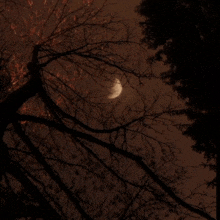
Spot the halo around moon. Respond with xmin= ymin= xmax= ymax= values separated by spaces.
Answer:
xmin=108 ymin=78 xmax=122 ymax=99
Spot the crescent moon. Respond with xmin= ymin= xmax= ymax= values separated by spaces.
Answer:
xmin=108 ymin=78 xmax=122 ymax=99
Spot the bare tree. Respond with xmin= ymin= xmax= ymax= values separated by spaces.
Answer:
xmin=0 ymin=0 xmax=215 ymax=219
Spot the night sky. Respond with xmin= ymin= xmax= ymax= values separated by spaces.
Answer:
xmin=71 ymin=1 xmax=216 ymax=218
xmin=96 ymin=0 xmax=216 ymax=218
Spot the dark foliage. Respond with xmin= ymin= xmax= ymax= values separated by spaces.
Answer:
xmin=137 ymin=0 xmax=220 ymax=180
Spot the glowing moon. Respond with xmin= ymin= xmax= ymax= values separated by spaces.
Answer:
xmin=108 ymin=78 xmax=122 ymax=99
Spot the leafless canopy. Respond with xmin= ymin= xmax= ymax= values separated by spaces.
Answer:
xmin=0 ymin=0 xmax=215 ymax=219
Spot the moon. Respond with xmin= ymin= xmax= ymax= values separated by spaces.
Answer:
xmin=108 ymin=78 xmax=122 ymax=99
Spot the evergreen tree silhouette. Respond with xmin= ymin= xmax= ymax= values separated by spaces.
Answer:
xmin=137 ymin=0 xmax=220 ymax=218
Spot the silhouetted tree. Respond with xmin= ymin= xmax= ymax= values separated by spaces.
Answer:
xmin=0 ymin=0 xmax=215 ymax=219
xmin=136 ymin=0 xmax=219 ymax=218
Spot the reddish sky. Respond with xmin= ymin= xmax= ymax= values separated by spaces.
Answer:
xmin=8 ymin=0 xmax=215 ymax=218
xmin=26 ymin=0 xmax=216 ymax=217
xmin=95 ymin=0 xmax=216 ymax=218
xmin=0 ymin=1 xmax=215 ymax=219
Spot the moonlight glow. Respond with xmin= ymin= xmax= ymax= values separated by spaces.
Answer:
xmin=108 ymin=78 xmax=123 ymax=99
